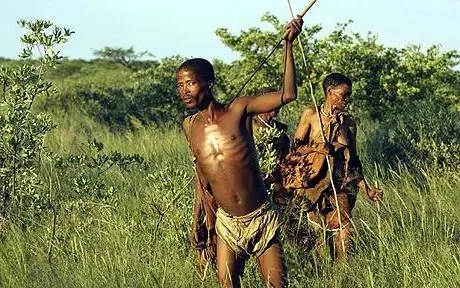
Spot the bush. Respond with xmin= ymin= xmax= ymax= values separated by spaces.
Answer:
xmin=0 ymin=19 xmax=73 ymax=219
xmin=365 ymin=97 xmax=460 ymax=170
xmin=62 ymin=56 xmax=186 ymax=130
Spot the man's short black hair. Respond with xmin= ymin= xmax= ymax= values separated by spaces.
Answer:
xmin=322 ymin=73 xmax=352 ymax=94
xmin=177 ymin=58 xmax=215 ymax=82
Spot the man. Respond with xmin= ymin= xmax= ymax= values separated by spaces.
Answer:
xmin=177 ymin=18 xmax=303 ymax=287
xmin=277 ymin=72 xmax=383 ymax=260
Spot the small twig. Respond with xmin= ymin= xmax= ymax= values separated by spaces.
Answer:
xmin=47 ymin=204 xmax=57 ymax=264
xmin=47 ymin=167 xmax=57 ymax=265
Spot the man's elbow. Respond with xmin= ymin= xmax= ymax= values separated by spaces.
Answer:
xmin=282 ymin=91 xmax=297 ymax=104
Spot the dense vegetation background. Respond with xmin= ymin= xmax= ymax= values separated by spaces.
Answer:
xmin=0 ymin=15 xmax=459 ymax=287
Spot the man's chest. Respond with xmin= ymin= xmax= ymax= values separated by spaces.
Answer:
xmin=310 ymin=121 xmax=350 ymax=147
xmin=190 ymin=118 xmax=251 ymax=161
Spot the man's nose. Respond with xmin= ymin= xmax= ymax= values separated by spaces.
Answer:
xmin=177 ymin=86 xmax=189 ymax=95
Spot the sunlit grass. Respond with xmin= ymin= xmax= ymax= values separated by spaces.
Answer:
xmin=0 ymin=118 xmax=459 ymax=287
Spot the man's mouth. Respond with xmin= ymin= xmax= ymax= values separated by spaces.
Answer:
xmin=183 ymin=97 xmax=193 ymax=104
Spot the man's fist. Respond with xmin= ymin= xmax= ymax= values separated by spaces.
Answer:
xmin=283 ymin=16 xmax=303 ymax=43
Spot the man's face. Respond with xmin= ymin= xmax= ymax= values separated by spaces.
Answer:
xmin=327 ymin=84 xmax=351 ymax=115
xmin=176 ymin=68 xmax=211 ymax=109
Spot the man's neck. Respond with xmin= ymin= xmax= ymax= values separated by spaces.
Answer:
xmin=197 ymin=98 xmax=221 ymax=123
xmin=321 ymin=103 xmax=333 ymax=117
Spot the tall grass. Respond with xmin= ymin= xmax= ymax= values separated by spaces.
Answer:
xmin=0 ymin=116 xmax=459 ymax=287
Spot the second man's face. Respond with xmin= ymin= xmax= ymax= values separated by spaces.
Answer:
xmin=176 ymin=68 xmax=210 ymax=109
xmin=328 ymin=84 xmax=351 ymax=115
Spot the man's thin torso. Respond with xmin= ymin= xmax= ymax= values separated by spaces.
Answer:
xmin=188 ymin=104 xmax=268 ymax=216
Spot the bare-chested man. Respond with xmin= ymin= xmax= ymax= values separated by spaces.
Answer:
xmin=177 ymin=18 xmax=303 ymax=288
xmin=289 ymin=72 xmax=383 ymax=260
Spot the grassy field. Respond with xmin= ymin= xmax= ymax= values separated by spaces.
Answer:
xmin=0 ymin=116 xmax=459 ymax=288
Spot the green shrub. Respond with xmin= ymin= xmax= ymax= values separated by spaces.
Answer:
xmin=365 ymin=97 xmax=460 ymax=169
xmin=0 ymin=19 xmax=73 ymax=219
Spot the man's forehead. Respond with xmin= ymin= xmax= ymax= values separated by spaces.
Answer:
xmin=177 ymin=69 xmax=199 ymax=80
xmin=330 ymin=85 xmax=351 ymax=94
xmin=330 ymin=83 xmax=351 ymax=90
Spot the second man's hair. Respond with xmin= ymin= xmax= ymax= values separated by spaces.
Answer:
xmin=322 ymin=73 xmax=352 ymax=94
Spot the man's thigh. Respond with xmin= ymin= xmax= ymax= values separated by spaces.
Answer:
xmin=326 ymin=193 xmax=354 ymax=228
xmin=216 ymin=236 xmax=246 ymax=287
xmin=257 ymin=236 xmax=287 ymax=288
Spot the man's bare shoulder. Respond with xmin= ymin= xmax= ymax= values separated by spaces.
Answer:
xmin=342 ymin=113 xmax=357 ymax=128
xmin=300 ymin=106 xmax=318 ymax=121
xmin=226 ymin=96 xmax=253 ymax=114
xmin=181 ymin=115 xmax=192 ymax=131
xmin=303 ymin=105 xmax=318 ymax=116
xmin=228 ymin=96 xmax=249 ymax=107
xmin=340 ymin=113 xmax=358 ymax=137
xmin=182 ymin=114 xmax=198 ymax=139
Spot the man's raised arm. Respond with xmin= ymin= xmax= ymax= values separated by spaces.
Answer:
xmin=240 ymin=17 xmax=303 ymax=115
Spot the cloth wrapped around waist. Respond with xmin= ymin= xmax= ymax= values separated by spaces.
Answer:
xmin=215 ymin=199 xmax=281 ymax=257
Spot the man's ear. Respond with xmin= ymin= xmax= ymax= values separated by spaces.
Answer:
xmin=325 ymin=86 xmax=333 ymax=98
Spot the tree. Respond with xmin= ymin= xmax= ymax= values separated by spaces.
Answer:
xmin=68 ymin=56 xmax=185 ymax=129
xmin=214 ymin=13 xmax=460 ymax=168
xmin=93 ymin=46 xmax=154 ymax=71
xmin=0 ymin=19 xmax=73 ymax=218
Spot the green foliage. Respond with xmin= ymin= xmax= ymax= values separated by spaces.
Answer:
xmin=0 ymin=19 xmax=73 ymax=218
xmin=93 ymin=46 xmax=154 ymax=71
xmin=41 ymin=55 xmax=186 ymax=130
xmin=54 ymin=138 xmax=146 ymax=209
xmin=253 ymin=125 xmax=283 ymax=175
xmin=17 ymin=19 xmax=73 ymax=64
xmin=215 ymin=14 xmax=460 ymax=169
xmin=127 ymin=56 xmax=186 ymax=126
xmin=215 ymin=13 xmax=297 ymax=100
xmin=40 ymin=60 xmax=134 ymax=113
xmin=0 ymin=126 xmax=459 ymax=287
xmin=78 ymin=56 xmax=185 ymax=129
xmin=1 ymin=13 xmax=459 ymax=287
xmin=366 ymin=98 xmax=460 ymax=169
